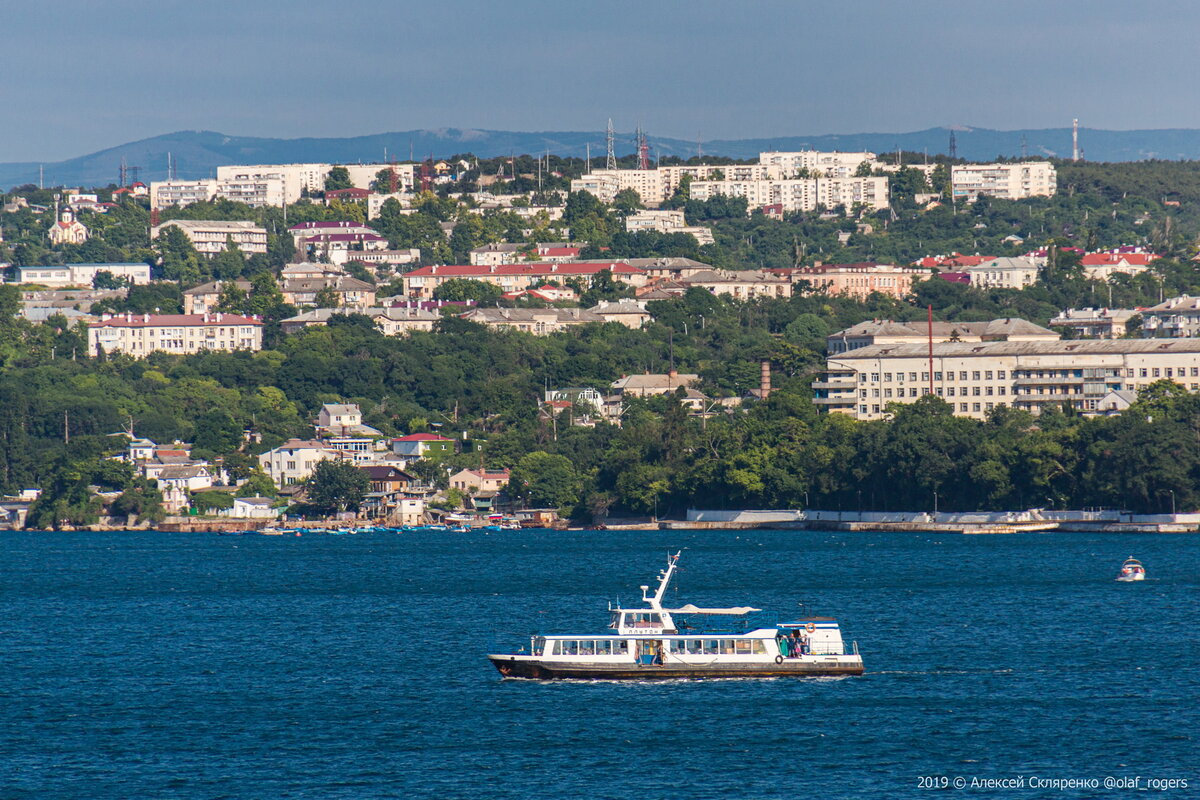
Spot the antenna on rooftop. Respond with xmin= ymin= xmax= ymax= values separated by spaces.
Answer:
xmin=948 ymin=130 xmax=957 ymax=160
xmin=606 ymin=118 xmax=617 ymax=171
xmin=1072 ymin=119 xmax=1080 ymax=162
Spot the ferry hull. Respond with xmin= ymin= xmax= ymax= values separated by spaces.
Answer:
xmin=488 ymin=655 xmax=864 ymax=680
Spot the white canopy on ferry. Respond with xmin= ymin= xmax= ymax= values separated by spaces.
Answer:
xmin=662 ymin=604 xmax=761 ymax=615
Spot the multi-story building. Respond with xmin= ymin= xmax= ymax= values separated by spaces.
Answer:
xmin=1140 ymin=295 xmax=1200 ymax=338
xmin=675 ymin=269 xmax=793 ymax=300
xmin=88 ymin=312 xmax=263 ymax=357
xmin=17 ymin=262 xmax=152 ymax=287
xmin=772 ymin=262 xmax=930 ymax=300
xmin=150 ymin=177 xmax=287 ymax=209
xmin=624 ymin=209 xmax=714 ymax=245
xmin=1049 ymin=308 xmax=1141 ymax=339
xmin=688 ymin=176 xmax=889 ymax=213
xmin=280 ymin=305 xmax=440 ymax=336
xmin=280 ymin=275 xmax=376 ymax=309
xmin=182 ymin=280 xmax=253 ymax=315
xmin=816 ymin=339 xmax=1200 ymax=420
xmin=758 ymin=150 xmax=876 ymax=177
xmin=151 ymin=220 xmax=268 ymax=255
xmin=826 ymin=318 xmax=1059 ymax=354
xmin=458 ymin=307 xmax=604 ymax=334
xmin=1079 ymin=252 xmax=1156 ymax=282
xmin=258 ymin=439 xmax=342 ymax=487
xmin=966 ymin=256 xmax=1041 ymax=289
xmin=951 ymin=161 xmax=1057 ymax=201
xmin=401 ymin=261 xmax=648 ymax=299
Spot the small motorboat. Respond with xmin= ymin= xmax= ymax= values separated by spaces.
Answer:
xmin=1116 ymin=557 xmax=1146 ymax=582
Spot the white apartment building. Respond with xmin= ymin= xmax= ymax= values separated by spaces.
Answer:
xmin=16 ymin=262 xmax=152 ymax=287
xmin=150 ymin=180 xmax=219 ymax=209
xmin=150 ymin=177 xmax=287 ymax=209
xmin=951 ymin=162 xmax=1057 ymax=201
xmin=213 ymin=163 xmax=417 ymax=204
xmin=689 ymin=176 xmax=889 ymax=213
xmin=1140 ymin=295 xmax=1200 ymax=338
xmin=151 ymin=220 xmax=268 ymax=255
xmin=88 ymin=312 xmax=263 ymax=357
xmin=816 ymin=339 xmax=1200 ymax=420
xmin=759 ymin=151 xmax=876 ymax=178
xmin=258 ymin=439 xmax=342 ymax=487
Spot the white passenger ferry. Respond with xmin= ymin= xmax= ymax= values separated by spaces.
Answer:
xmin=488 ymin=552 xmax=864 ymax=679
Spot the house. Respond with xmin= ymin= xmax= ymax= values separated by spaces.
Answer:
xmin=470 ymin=243 xmax=527 ymax=266
xmin=359 ymin=465 xmax=416 ymax=494
xmin=401 ymin=261 xmax=648 ymax=299
xmin=449 ymin=468 xmax=511 ymax=494
xmin=392 ymin=433 xmax=455 ymax=458
xmin=219 ymin=497 xmax=281 ymax=519
xmin=624 ymin=210 xmax=714 ymax=245
xmin=47 ymin=209 xmax=88 ymax=246
xmin=154 ymin=465 xmax=214 ymax=512
xmin=258 ymin=439 xmax=342 ymax=487
xmin=675 ymin=269 xmax=793 ymax=300
xmin=501 ymin=284 xmax=579 ymax=303
xmin=625 ymin=257 xmax=714 ymax=282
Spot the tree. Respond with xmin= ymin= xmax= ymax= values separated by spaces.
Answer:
xmin=432 ymin=278 xmax=503 ymax=306
xmin=325 ymin=166 xmax=352 ymax=192
xmin=92 ymin=270 xmax=129 ymax=289
xmin=612 ymin=188 xmax=644 ymax=216
xmin=509 ymin=451 xmax=579 ymax=509
xmin=306 ymin=459 xmax=369 ymax=514
xmin=314 ymin=285 xmax=341 ymax=308
xmin=236 ymin=469 xmax=277 ymax=498
xmin=212 ymin=238 xmax=247 ymax=280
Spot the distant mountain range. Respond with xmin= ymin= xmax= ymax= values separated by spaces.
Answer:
xmin=6 ymin=126 xmax=1200 ymax=190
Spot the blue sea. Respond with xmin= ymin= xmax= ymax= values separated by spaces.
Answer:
xmin=2 ymin=529 xmax=1197 ymax=799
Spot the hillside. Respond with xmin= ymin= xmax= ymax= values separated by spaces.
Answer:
xmin=9 ymin=126 xmax=1200 ymax=190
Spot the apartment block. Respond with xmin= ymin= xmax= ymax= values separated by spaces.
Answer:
xmin=951 ymin=162 xmax=1057 ymax=201
xmin=815 ymin=339 xmax=1200 ymax=420
xmin=88 ymin=312 xmax=263 ymax=357
xmin=771 ymin=262 xmax=931 ymax=300
xmin=151 ymin=220 xmax=268 ymax=255
xmin=688 ymin=176 xmax=889 ymax=213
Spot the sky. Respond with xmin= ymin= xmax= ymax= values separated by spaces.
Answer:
xmin=3 ymin=0 xmax=1199 ymax=162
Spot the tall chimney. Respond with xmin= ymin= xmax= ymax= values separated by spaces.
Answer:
xmin=760 ymin=360 xmax=771 ymax=400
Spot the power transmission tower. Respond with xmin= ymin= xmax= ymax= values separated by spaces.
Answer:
xmin=606 ymin=118 xmax=617 ymax=171
xmin=948 ymin=131 xmax=957 ymax=159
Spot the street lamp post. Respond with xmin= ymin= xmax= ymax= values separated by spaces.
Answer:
xmin=1170 ymin=489 xmax=1176 ymax=516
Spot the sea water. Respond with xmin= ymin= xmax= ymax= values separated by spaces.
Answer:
xmin=1 ymin=529 xmax=1197 ymax=799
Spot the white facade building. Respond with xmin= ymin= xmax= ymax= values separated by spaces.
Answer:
xmin=951 ymin=162 xmax=1057 ymax=201
xmin=966 ymin=257 xmax=1041 ymax=289
xmin=17 ymin=262 xmax=152 ymax=287
xmin=689 ymin=176 xmax=889 ymax=214
xmin=151 ymin=220 xmax=268 ymax=255
xmin=816 ymin=339 xmax=1200 ymax=420
xmin=258 ymin=439 xmax=342 ymax=487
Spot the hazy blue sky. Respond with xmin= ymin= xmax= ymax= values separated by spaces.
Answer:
xmin=4 ymin=0 xmax=1197 ymax=161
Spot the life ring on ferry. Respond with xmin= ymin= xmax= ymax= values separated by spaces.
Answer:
xmin=805 ymin=623 xmax=816 ymax=633
xmin=774 ymin=655 xmax=784 ymax=665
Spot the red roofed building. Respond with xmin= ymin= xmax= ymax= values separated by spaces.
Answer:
xmin=401 ymin=261 xmax=647 ymax=299
xmin=88 ymin=312 xmax=263 ymax=357
xmin=391 ymin=433 xmax=456 ymax=458
xmin=449 ymin=468 xmax=511 ymax=493
xmin=1080 ymin=251 xmax=1157 ymax=281
xmin=324 ymin=187 xmax=371 ymax=203
xmin=913 ymin=253 xmax=995 ymax=270
xmin=534 ymin=245 xmax=581 ymax=262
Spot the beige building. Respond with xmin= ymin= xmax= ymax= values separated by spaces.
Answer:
xmin=449 ymin=468 xmax=511 ymax=494
xmin=280 ymin=274 xmax=376 ymax=309
xmin=458 ymin=307 xmax=603 ymax=334
xmin=624 ymin=209 xmax=714 ymax=245
xmin=1049 ymin=308 xmax=1141 ymax=339
xmin=967 ymin=257 xmax=1041 ymax=289
xmin=1140 ymin=295 xmax=1200 ymax=338
xmin=152 ymin=220 xmax=268 ymax=255
xmin=759 ymin=150 xmax=876 ymax=177
xmin=816 ymin=339 xmax=1200 ymax=420
xmin=47 ymin=209 xmax=89 ymax=245
xmin=589 ymin=299 xmax=651 ymax=329
xmin=183 ymin=280 xmax=253 ymax=314
xmin=258 ymin=439 xmax=342 ymax=487
xmin=951 ymin=161 xmax=1057 ymax=201
xmin=401 ymin=261 xmax=648 ymax=299
xmin=88 ymin=312 xmax=263 ymax=357
xmin=676 ymin=269 xmax=793 ymax=300
xmin=280 ymin=305 xmax=439 ymax=335
xmin=775 ymin=262 xmax=930 ymax=300
xmin=827 ymin=318 xmax=1059 ymax=354
xmin=150 ymin=177 xmax=288 ymax=209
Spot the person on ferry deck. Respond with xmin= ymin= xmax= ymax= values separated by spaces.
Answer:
xmin=778 ymin=634 xmax=791 ymax=658
xmin=789 ymin=629 xmax=804 ymax=657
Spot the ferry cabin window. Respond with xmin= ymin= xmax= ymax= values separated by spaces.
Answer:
xmin=669 ymin=639 xmax=764 ymax=655
xmin=553 ymin=639 xmax=628 ymax=655
xmin=625 ymin=612 xmax=662 ymax=628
